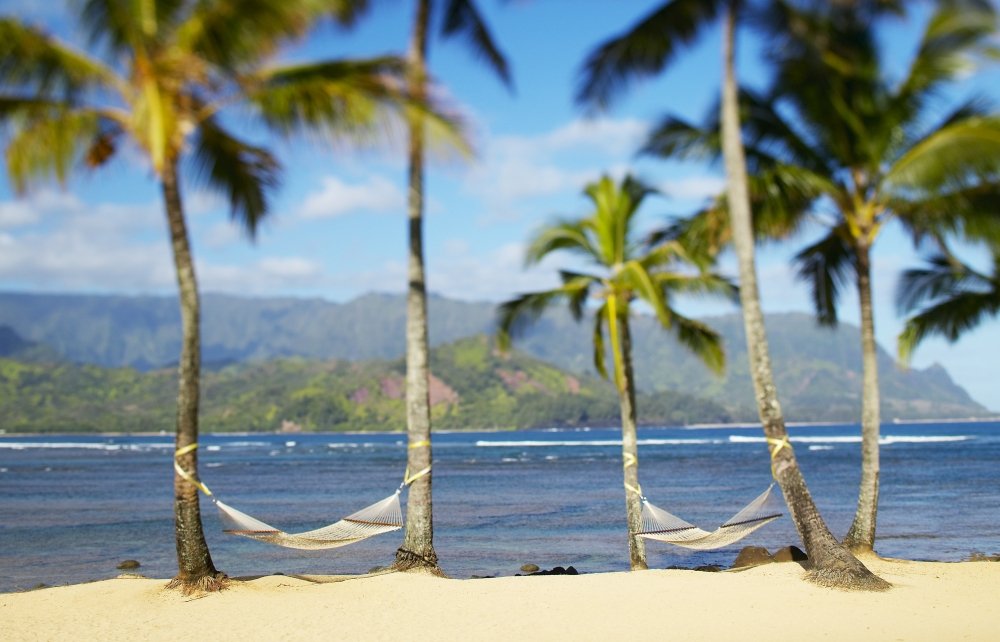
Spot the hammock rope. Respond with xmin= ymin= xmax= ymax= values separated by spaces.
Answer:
xmin=636 ymin=484 xmax=783 ymax=550
xmin=174 ymin=442 xmax=427 ymax=550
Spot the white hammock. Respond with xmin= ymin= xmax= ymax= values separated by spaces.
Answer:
xmin=638 ymin=485 xmax=782 ymax=550
xmin=212 ymin=490 xmax=404 ymax=550
xmin=174 ymin=442 xmax=428 ymax=551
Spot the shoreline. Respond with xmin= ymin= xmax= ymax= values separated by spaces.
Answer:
xmin=4 ymin=559 xmax=999 ymax=641
xmin=1 ymin=416 xmax=997 ymax=439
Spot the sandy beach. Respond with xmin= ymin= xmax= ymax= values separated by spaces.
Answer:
xmin=3 ymin=558 xmax=998 ymax=641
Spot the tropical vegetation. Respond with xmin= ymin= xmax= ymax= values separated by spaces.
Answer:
xmin=642 ymin=0 xmax=1000 ymax=555
xmin=0 ymin=335 xmax=733 ymax=433
xmin=394 ymin=0 xmax=512 ymax=573
xmin=0 ymin=0 xmax=455 ymax=592
xmin=497 ymin=173 xmax=735 ymax=570
xmin=898 ymin=250 xmax=1000 ymax=363
xmin=577 ymin=0 xmax=891 ymax=589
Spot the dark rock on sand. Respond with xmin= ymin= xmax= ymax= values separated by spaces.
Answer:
xmin=732 ymin=546 xmax=773 ymax=569
xmin=520 ymin=563 xmax=540 ymax=573
xmin=772 ymin=545 xmax=808 ymax=563
xmin=694 ymin=565 xmax=722 ymax=572
xmin=116 ymin=560 xmax=141 ymax=570
xmin=524 ymin=565 xmax=580 ymax=576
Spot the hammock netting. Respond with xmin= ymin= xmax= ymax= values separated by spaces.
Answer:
xmin=213 ymin=490 xmax=404 ymax=550
xmin=638 ymin=485 xmax=782 ymax=550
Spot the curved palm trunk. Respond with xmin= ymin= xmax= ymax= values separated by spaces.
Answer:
xmin=720 ymin=3 xmax=888 ymax=591
xmin=395 ymin=0 xmax=439 ymax=573
xmin=612 ymin=312 xmax=647 ymax=570
xmin=844 ymin=240 xmax=880 ymax=554
xmin=161 ymin=160 xmax=224 ymax=592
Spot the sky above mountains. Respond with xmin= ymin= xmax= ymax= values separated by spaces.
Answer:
xmin=0 ymin=1 xmax=998 ymax=410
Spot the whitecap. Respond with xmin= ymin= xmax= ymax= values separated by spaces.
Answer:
xmin=476 ymin=438 xmax=717 ymax=448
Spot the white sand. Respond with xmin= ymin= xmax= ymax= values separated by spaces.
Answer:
xmin=3 ymin=559 xmax=998 ymax=641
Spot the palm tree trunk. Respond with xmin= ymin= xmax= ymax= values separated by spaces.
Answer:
xmin=395 ymin=0 xmax=439 ymax=573
xmin=720 ymin=2 xmax=888 ymax=591
xmin=844 ymin=239 xmax=880 ymax=554
xmin=161 ymin=159 xmax=224 ymax=592
xmin=614 ymin=314 xmax=647 ymax=570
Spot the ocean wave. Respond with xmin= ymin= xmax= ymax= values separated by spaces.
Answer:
xmin=0 ymin=441 xmax=174 ymax=451
xmin=728 ymin=435 xmax=970 ymax=445
xmin=476 ymin=438 xmax=721 ymax=447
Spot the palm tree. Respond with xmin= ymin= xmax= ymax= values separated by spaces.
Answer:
xmin=577 ymin=0 xmax=890 ymax=588
xmin=642 ymin=1 xmax=1000 ymax=555
xmin=395 ymin=0 xmax=511 ymax=573
xmin=497 ymin=174 xmax=734 ymax=571
xmin=0 ymin=0 xmax=455 ymax=592
xmin=897 ymin=251 xmax=1000 ymax=363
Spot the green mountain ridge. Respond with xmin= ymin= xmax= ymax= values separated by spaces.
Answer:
xmin=0 ymin=291 xmax=987 ymax=422
xmin=0 ymin=334 xmax=729 ymax=433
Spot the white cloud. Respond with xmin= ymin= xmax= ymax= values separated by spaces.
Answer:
xmin=496 ymin=117 xmax=649 ymax=157
xmin=0 ymin=192 xmax=175 ymax=291
xmin=0 ymin=190 xmax=79 ymax=228
xmin=199 ymin=257 xmax=326 ymax=294
xmin=464 ymin=117 xmax=651 ymax=216
xmin=660 ymin=175 xmax=726 ymax=201
xmin=258 ymin=257 xmax=323 ymax=279
xmin=299 ymin=175 xmax=405 ymax=219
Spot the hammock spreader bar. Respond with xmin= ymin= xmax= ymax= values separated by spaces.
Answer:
xmin=636 ymin=484 xmax=782 ymax=551
xmin=174 ymin=443 xmax=428 ymax=550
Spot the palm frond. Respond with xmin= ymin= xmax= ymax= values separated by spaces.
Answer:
xmin=654 ymin=271 xmax=739 ymax=304
xmin=189 ymin=114 xmax=281 ymax=239
xmin=672 ymin=312 xmax=725 ymax=375
xmin=898 ymin=290 xmax=999 ymax=363
xmin=441 ymin=0 xmax=513 ymax=89
xmin=575 ymin=0 xmax=722 ymax=111
xmin=620 ymin=259 xmax=672 ymax=328
xmin=559 ymin=270 xmax=600 ymax=321
xmin=252 ymin=56 xmax=468 ymax=155
xmin=495 ymin=286 xmax=581 ymax=352
xmin=0 ymin=18 xmax=121 ymax=97
xmin=889 ymin=182 xmax=1000 ymax=246
xmin=895 ymin=3 xmax=998 ymax=106
xmin=640 ymin=114 xmax=719 ymax=161
xmin=591 ymin=300 xmax=609 ymax=380
xmin=3 ymin=104 xmax=107 ymax=193
xmin=794 ymin=226 xmax=856 ymax=326
xmin=179 ymin=0 xmax=360 ymax=69
xmin=76 ymin=0 xmax=181 ymax=54
xmin=895 ymin=253 xmax=992 ymax=313
xmin=584 ymin=174 xmax=655 ymax=264
xmin=886 ymin=116 xmax=1000 ymax=192
xmin=524 ymin=219 xmax=601 ymax=266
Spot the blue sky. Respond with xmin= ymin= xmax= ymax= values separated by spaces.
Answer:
xmin=0 ymin=1 xmax=998 ymax=411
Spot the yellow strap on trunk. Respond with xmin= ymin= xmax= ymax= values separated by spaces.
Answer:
xmin=174 ymin=443 xmax=212 ymax=496
xmin=767 ymin=436 xmax=792 ymax=479
xmin=624 ymin=482 xmax=643 ymax=497
xmin=403 ymin=465 xmax=432 ymax=486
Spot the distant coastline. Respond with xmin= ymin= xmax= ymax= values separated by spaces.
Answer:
xmin=1 ymin=416 xmax=999 ymax=439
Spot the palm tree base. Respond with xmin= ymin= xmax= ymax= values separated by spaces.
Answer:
xmin=805 ymin=563 xmax=891 ymax=591
xmin=392 ymin=547 xmax=444 ymax=576
xmin=842 ymin=538 xmax=877 ymax=558
xmin=165 ymin=571 xmax=229 ymax=595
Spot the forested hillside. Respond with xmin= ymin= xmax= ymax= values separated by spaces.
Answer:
xmin=0 ymin=292 xmax=986 ymax=421
xmin=0 ymin=335 xmax=729 ymax=433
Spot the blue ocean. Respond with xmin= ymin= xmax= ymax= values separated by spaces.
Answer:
xmin=1 ymin=420 xmax=998 ymax=592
